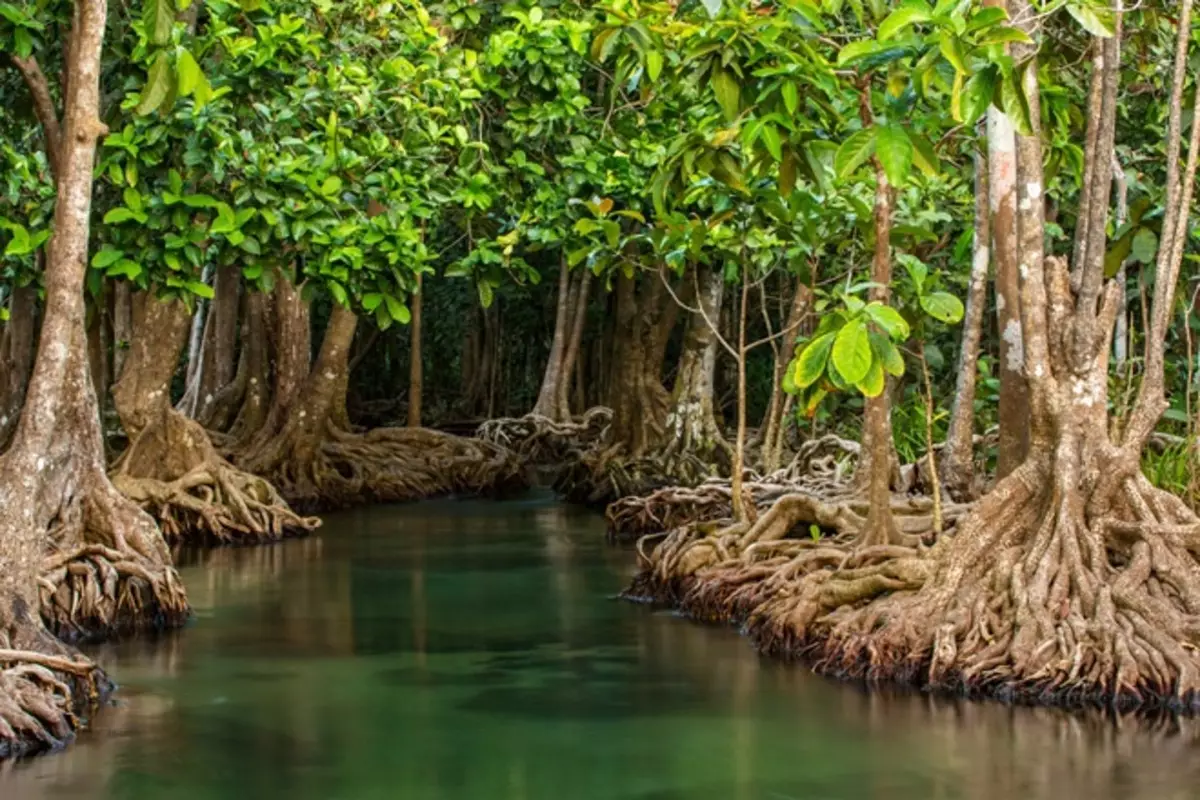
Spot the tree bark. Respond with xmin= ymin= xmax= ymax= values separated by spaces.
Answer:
xmin=179 ymin=265 xmax=240 ymax=424
xmin=607 ymin=274 xmax=672 ymax=457
xmin=759 ymin=274 xmax=812 ymax=472
xmin=531 ymin=257 xmax=572 ymax=421
xmin=0 ymin=0 xmax=187 ymax=758
xmin=556 ymin=269 xmax=592 ymax=419
xmin=941 ymin=143 xmax=990 ymax=497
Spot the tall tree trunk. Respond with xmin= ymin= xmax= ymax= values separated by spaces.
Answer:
xmin=111 ymin=279 xmax=132 ymax=378
xmin=941 ymin=144 xmax=991 ymax=497
xmin=607 ymin=274 xmax=672 ymax=457
xmin=407 ymin=274 xmax=423 ymax=428
xmin=759 ymin=275 xmax=812 ymax=472
xmin=730 ymin=265 xmax=751 ymax=523
xmin=182 ymin=264 xmax=212 ymax=388
xmin=0 ymin=0 xmax=188 ymax=758
xmin=556 ymin=269 xmax=592 ymax=418
xmin=990 ymin=81 xmax=1029 ymax=478
xmin=0 ymin=285 xmax=39 ymax=448
xmin=531 ymin=257 xmax=572 ymax=421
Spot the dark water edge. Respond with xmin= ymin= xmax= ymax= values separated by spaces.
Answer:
xmin=2 ymin=492 xmax=1198 ymax=799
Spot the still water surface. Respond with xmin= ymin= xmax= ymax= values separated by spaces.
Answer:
xmin=2 ymin=493 xmax=1198 ymax=799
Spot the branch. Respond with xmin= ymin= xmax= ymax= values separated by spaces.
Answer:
xmin=9 ymin=54 xmax=62 ymax=179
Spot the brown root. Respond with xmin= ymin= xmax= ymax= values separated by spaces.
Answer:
xmin=0 ymin=623 xmax=108 ymax=760
xmin=476 ymin=407 xmax=612 ymax=465
xmin=246 ymin=424 xmax=528 ymax=513
xmin=114 ymin=409 xmax=317 ymax=546
xmin=630 ymin=452 xmax=1200 ymax=712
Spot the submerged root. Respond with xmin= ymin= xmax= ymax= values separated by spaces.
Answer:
xmin=629 ymin=455 xmax=1200 ymax=712
xmin=256 ymin=426 xmax=528 ymax=513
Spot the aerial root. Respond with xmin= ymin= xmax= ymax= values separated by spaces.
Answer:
xmin=113 ymin=460 xmax=320 ymax=546
xmin=38 ymin=542 xmax=189 ymax=642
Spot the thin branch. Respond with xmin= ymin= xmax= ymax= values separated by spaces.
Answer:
xmin=9 ymin=54 xmax=62 ymax=179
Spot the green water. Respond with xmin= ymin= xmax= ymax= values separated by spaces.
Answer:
xmin=3 ymin=494 xmax=1198 ymax=799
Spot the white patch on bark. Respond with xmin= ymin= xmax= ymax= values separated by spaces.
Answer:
xmin=1002 ymin=319 xmax=1025 ymax=373
xmin=973 ymin=245 xmax=989 ymax=275
xmin=996 ymin=293 xmax=1005 ymax=313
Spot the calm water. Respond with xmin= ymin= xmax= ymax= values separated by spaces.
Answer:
xmin=3 ymin=493 xmax=1198 ymax=799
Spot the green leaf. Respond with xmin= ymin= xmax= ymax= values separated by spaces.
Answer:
xmin=91 ymin=247 xmax=124 ymax=268
xmin=959 ymin=65 xmax=996 ymax=126
xmin=834 ymin=128 xmax=877 ymax=179
xmin=646 ymin=50 xmax=664 ymax=82
xmin=185 ymin=280 xmax=215 ymax=299
xmin=832 ymin=319 xmax=872 ymax=385
xmin=2 ymin=224 xmax=31 ymax=256
xmin=478 ymin=281 xmax=494 ymax=308
xmin=938 ymin=35 xmax=968 ymax=73
xmin=855 ymin=358 xmax=885 ymax=397
xmin=177 ymin=49 xmax=203 ymax=97
xmin=320 ymin=176 xmax=343 ymax=197
xmin=781 ymin=81 xmax=799 ymax=115
xmin=329 ymin=281 xmax=348 ymax=306
xmin=144 ymin=0 xmax=175 ymax=45
xmin=210 ymin=203 xmax=238 ymax=234
xmin=103 ymin=208 xmax=138 ymax=224
xmin=875 ymin=124 xmax=912 ymax=186
xmin=779 ymin=148 xmax=798 ymax=198
xmin=793 ymin=332 xmax=836 ymax=389
xmin=1131 ymin=228 xmax=1158 ymax=264
xmin=385 ymin=294 xmax=411 ymax=324
xmin=920 ymin=291 xmax=965 ymax=323
xmin=137 ymin=52 xmax=172 ymax=115
xmin=760 ymin=124 xmax=783 ymax=161
xmin=869 ymin=329 xmax=906 ymax=377
xmin=866 ymin=302 xmax=911 ymax=340
xmin=711 ymin=67 xmax=740 ymax=122
xmin=877 ymin=0 xmax=932 ymax=40
xmin=362 ymin=293 xmax=383 ymax=311
xmin=837 ymin=39 xmax=888 ymax=67
xmin=909 ymin=134 xmax=940 ymax=176
xmin=1066 ymin=4 xmax=1115 ymax=37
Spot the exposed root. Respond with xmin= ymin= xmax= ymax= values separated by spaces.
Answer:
xmin=628 ymin=453 xmax=1200 ymax=712
xmin=476 ymin=407 xmax=611 ymax=465
xmin=251 ymin=425 xmax=528 ymax=513
xmin=38 ymin=480 xmax=190 ymax=642
xmin=114 ymin=409 xmax=317 ymax=546
xmin=0 ymin=627 xmax=108 ymax=761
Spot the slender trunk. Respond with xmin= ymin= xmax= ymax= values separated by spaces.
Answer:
xmin=990 ymin=92 xmax=1029 ymax=477
xmin=1113 ymin=160 xmax=1129 ymax=368
xmin=180 ymin=265 xmax=240 ymax=421
xmin=111 ymin=280 xmax=132 ymax=377
xmin=407 ymin=274 xmax=423 ymax=428
xmin=183 ymin=264 xmax=212 ymax=387
xmin=86 ymin=294 xmax=109 ymax=423
xmin=662 ymin=264 xmax=728 ymax=465
xmin=730 ymin=265 xmax=750 ymax=523
xmin=942 ymin=143 xmax=990 ymax=496
xmin=760 ymin=275 xmax=811 ymax=472
xmin=557 ymin=269 xmax=592 ymax=418
xmin=532 ymin=257 xmax=572 ymax=420
xmin=860 ymin=163 xmax=900 ymax=545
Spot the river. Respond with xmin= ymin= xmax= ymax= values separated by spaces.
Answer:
xmin=2 ymin=493 xmax=1197 ymax=799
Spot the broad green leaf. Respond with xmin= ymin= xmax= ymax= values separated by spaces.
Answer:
xmin=837 ymin=39 xmax=888 ymax=67
xmin=91 ymin=247 xmax=124 ymax=268
xmin=1066 ymin=4 xmax=1115 ymax=37
xmin=144 ymin=0 xmax=174 ymax=45
xmin=920 ymin=291 xmax=965 ymax=323
xmin=855 ymin=358 xmax=886 ymax=397
xmin=866 ymin=302 xmax=911 ymax=340
xmin=320 ymin=176 xmax=343 ymax=196
xmin=938 ymin=35 xmax=968 ymax=73
xmin=362 ymin=293 xmax=383 ymax=311
xmin=869 ymin=330 xmax=906 ymax=377
xmin=478 ymin=281 xmax=494 ymax=308
xmin=711 ymin=67 xmax=740 ymax=121
xmin=834 ymin=128 xmax=877 ymax=179
xmin=877 ymin=0 xmax=932 ymax=40
xmin=999 ymin=68 xmax=1033 ymax=136
xmin=832 ymin=318 xmax=872 ymax=385
xmin=329 ymin=281 xmax=348 ymax=306
xmin=793 ymin=332 xmax=836 ymax=389
xmin=103 ymin=208 xmax=138 ymax=224
xmin=965 ymin=6 xmax=1007 ymax=32
xmin=875 ymin=124 xmax=912 ymax=186
xmin=760 ymin=124 xmax=783 ymax=161
xmin=779 ymin=148 xmax=798 ymax=198
xmin=136 ymin=52 xmax=172 ymax=115
xmin=959 ymin=65 xmax=996 ymax=126
xmin=385 ymin=294 xmax=411 ymax=324
xmin=781 ymin=81 xmax=799 ymax=115
xmin=177 ymin=49 xmax=202 ymax=97
xmin=185 ymin=280 xmax=215 ymax=299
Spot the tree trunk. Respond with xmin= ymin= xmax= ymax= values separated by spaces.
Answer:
xmin=111 ymin=292 xmax=315 ymax=544
xmin=989 ymin=1 xmax=1030 ymax=478
xmin=111 ymin=280 xmax=131 ymax=378
xmin=0 ymin=285 xmax=39 ymax=449
xmin=607 ymin=274 xmax=672 ymax=457
xmin=182 ymin=264 xmax=212 ymax=389
xmin=531 ymin=257 xmax=572 ymax=421
xmin=0 ymin=0 xmax=188 ymax=758
xmin=661 ymin=264 xmax=728 ymax=473
xmin=941 ymin=144 xmax=991 ymax=497
xmin=556 ymin=269 xmax=592 ymax=419
xmin=759 ymin=275 xmax=812 ymax=472
xmin=407 ymin=274 xmax=423 ymax=428
xmin=179 ymin=265 xmax=240 ymax=424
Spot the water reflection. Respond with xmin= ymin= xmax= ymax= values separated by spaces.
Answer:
xmin=2 ymin=494 xmax=1197 ymax=799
